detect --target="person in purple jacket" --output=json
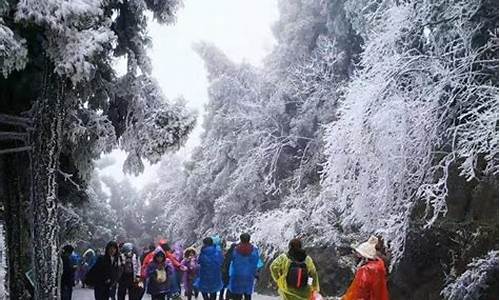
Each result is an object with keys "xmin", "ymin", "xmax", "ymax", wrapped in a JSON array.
[
  {"xmin": 146, "ymin": 249, "xmax": 175, "ymax": 300},
  {"xmin": 182, "ymin": 247, "xmax": 200, "ymax": 300}
]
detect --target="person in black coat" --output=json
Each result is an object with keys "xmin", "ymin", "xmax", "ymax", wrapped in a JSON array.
[
  {"xmin": 86, "ymin": 241, "xmax": 120, "ymax": 300},
  {"xmin": 220, "ymin": 242, "xmax": 236, "ymax": 300},
  {"xmin": 61, "ymin": 245, "xmax": 76, "ymax": 300}
]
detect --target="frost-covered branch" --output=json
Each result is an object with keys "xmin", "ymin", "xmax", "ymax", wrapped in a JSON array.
[
  {"xmin": 0, "ymin": 132, "xmax": 28, "ymax": 142},
  {"xmin": 0, "ymin": 146, "xmax": 31, "ymax": 155},
  {"xmin": 0, "ymin": 113, "xmax": 33, "ymax": 128},
  {"xmin": 441, "ymin": 250, "xmax": 499, "ymax": 300},
  {"xmin": 57, "ymin": 169, "xmax": 81, "ymax": 191},
  {"xmin": 0, "ymin": 23, "xmax": 27, "ymax": 77}
]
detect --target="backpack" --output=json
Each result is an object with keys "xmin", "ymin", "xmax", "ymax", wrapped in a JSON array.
[{"xmin": 286, "ymin": 259, "xmax": 309, "ymax": 289}]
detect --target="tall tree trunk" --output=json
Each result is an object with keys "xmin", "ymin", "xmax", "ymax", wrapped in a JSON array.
[
  {"xmin": 0, "ymin": 155, "xmax": 33, "ymax": 299},
  {"xmin": 30, "ymin": 75, "xmax": 66, "ymax": 300}
]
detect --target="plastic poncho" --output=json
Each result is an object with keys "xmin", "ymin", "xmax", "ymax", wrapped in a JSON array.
[
  {"xmin": 181, "ymin": 253, "xmax": 199, "ymax": 295},
  {"xmin": 342, "ymin": 258, "xmax": 389, "ymax": 300},
  {"xmin": 146, "ymin": 249, "xmax": 175, "ymax": 296},
  {"xmin": 270, "ymin": 253, "xmax": 320, "ymax": 300},
  {"xmin": 195, "ymin": 245, "xmax": 224, "ymax": 293},
  {"xmin": 228, "ymin": 244, "xmax": 260, "ymax": 294}
]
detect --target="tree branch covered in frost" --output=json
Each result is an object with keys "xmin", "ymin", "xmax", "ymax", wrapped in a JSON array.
[
  {"xmin": 64, "ymin": 108, "xmax": 116, "ymax": 181},
  {"xmin": 441, "ymin": 250, "xmax": 499, "ymax": 300},
  {"xmin": 117, "ymin": 75, "xmax": 196, "ymax": 175},
  {"xmin": 0, "ymin": 23, "xmax": 27, "ymax": 77},
  {"xmin": 15, "ymin": 0, "xmax": 113, "ymax": 83},
  {"xmin": 322, "ymin": 0, "xmax": 498, "ymax": 264},
  {"xmin": 46, "ymin": 27, "xmax": 116, "ymax": 84}
]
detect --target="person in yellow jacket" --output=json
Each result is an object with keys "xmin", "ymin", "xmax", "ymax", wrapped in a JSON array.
[{"xmin": 270, "ymin": 238, "xmax": 320, "ymax": 300}]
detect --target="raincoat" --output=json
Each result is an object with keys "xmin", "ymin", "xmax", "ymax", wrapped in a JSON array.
[
  {"xmin": 141, "ymin": 246, "xmax": 183, "ymax": 278},
  {"xmin": 270, "ymin": 253, "xmax": 320, "ymax": 300},
  {"xmin": 228, "ymin": 243, "xmax": 260, "ymax": 294},
  {"xmin": 181, "ymin": 251, "xmax": 199, "ymax": 296},
  {"xmin": 146, "ymin": 249, "xmax": 175, "ymax": 296},
  {"xmin": 342, "ymin": 258, "xmax": 389, "ymax": 300},
  {"xmin": 195, "ymin": 244, "xmax": 223, "ymax": 293}
]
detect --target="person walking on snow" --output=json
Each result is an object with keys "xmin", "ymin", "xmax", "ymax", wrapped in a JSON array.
[
  {"xmin": 85, "ymin": 241, "xmax": 121, "ymax": 300},
  {"xmin": 220, "ymin": 241, "xmax": 236, "ymax": 300},
  {"xmin": 61, "ymin": 245, "xmax": 77, "ymax": 300},
  {"xmin": 141, "ymin": 240, "xmax": 187, "ymax": 279},
  {"xmin": 146, "ymin": 248, "xmax": 175, "ymax": 300},
  {"xmin": 270, "ymin": 238, "xmax": 320, "ymax": 300},
  {"xmin": 117, "ymin": 242, "xmax": 141, "ymax": 300},
  {"xmin": 228, "ymin": 233, "xmax": 261, "ymax": 300},
  {"xmin": 182, "ymin": 247, "xmax": 200, "ymax": 300},
  {"xmin": 342, "ymin": 236, "xmax": 389, "ymax": 300},
  {"xmin": 195, "ymin": 237, "xmax": 224, "ymax": 300}
]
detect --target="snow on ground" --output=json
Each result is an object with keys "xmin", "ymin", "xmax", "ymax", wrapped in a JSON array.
[{"xmin": 72, "ymin": 288, "xmax": 279, "ymax": 300}]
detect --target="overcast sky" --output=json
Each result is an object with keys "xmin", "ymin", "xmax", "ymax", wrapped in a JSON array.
[{"xmin": 98, "ymin": 0, "xmax": 279, "ymax": 189}]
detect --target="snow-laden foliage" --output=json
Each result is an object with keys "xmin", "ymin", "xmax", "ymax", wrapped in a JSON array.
[
  {"xmin": 151, "ymin": 1, "xmax": 355, "ymax": 250},
  {"xmin": 126, "ymin": 6, "xmax": 496, "ymax": 299},
  {"xmin": 47, "ymin": 27, "xmax": 116, "ymax": 84},
  {"xmin": 64, "ymin": 109, "xmax": 116, "ymax": 181},
  {"xmin": 2, "ymin": 0, "xmax": 193, "ymax": 297},
  {"xmin": 117, "ymin": 75, "xmax": 196, "ymax": 175},
  {"xmin": 15, "ymin": 0, "xmax": 115, "ymax": 84},
  {"xmin": 145, "ymin": 0, "xmax": 183, "ymax": 24},
  {"xmin": 321, "ymin": 0, "xmax": 499, "ymax": 263},
  {"xmin": 59, "ymin": 171, "xmax": 127, "ymax": 247},
  {"xmin": 142, "ymin": 156, "xmax": 197, "ymax": 242},
  {"xmin": 0, "ymin": 24, "xmax": 27, "ymax": 77},
  {"xmin": 441, "ymin": 250, "xmax": 499, "ymax": 300},
  {"xmin": 15, "ymin": 0, "xmax": 103, "ymax": 30},
  {"xmin": 4, "ymin": 0, "xmax": 194, "ymax": 178}
]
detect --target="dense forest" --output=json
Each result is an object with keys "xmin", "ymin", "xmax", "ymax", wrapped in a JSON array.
[{"xmin": 0, "ymin": 0, "xmax": 498, "ymax": 299}]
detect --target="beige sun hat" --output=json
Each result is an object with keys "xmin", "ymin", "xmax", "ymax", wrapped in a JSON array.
[{"xmin": 354, "ymin": 235, "xmax": 379, "ymax": 260}]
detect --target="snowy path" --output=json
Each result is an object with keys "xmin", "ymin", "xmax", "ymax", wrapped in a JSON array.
[{"xmin": 72, "ymin": 288, "xmax": 279, "ymax": 300}]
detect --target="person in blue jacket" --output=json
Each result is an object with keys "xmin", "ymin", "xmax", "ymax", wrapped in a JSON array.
[
  {"xmin": 195, "ymin": 237, "xmax": 224, "ymax": 300},
  {"xmin": 228, "ymin": 233, "xmax": 260, "ymax": 300}
]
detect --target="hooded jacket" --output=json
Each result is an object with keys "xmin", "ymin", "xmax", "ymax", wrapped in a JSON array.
[
  {"xmin": 141, "ymin": 246, "xmax": 183, "ymax": 278},
  {"xmin": 342, "ymin": 258, "xmax": 389, "ymax": 300},
  {"xmin": 181, "ymin": 247, "xmax": 199, "ymax": 294},
  {"xmin": 195, "ymin": 244, "xmax": 224, "ymax": 293},
  {"xmin": 146, "ymin": 248, "xmax": 175, "ymax": 295},
  {"xmin": 86, "ymin": 242, "xmax": 120, "ymax": 287},
  {"xmin": 228, "ymin": 243, "xmax": 260, "ymax": 294}
]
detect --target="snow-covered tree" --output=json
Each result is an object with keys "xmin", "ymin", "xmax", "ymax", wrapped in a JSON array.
[
  {"xmin": 322, "ymin": 0, "xmax": 498, "ymax": 264},
  {"xmin": 0, "ymin": 0, "xmax": 195, "ymax": 298}
]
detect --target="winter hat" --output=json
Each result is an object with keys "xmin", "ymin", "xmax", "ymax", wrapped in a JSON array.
[
  {"xmin": 184, "ymin": 247, "xmax": 197, "ymax": 258},
  {"xmin": 354, "ymin": 236, "xmax": 379, "ymax": 260},
  {"xmin": 121, "ymin": 243, "xmax": 134, "ymax": 255}
]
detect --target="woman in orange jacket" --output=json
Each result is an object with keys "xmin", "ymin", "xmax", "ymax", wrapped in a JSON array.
[{"xmin": 342, "ymin": 236, "xmax": 389, "ymax": 300}]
